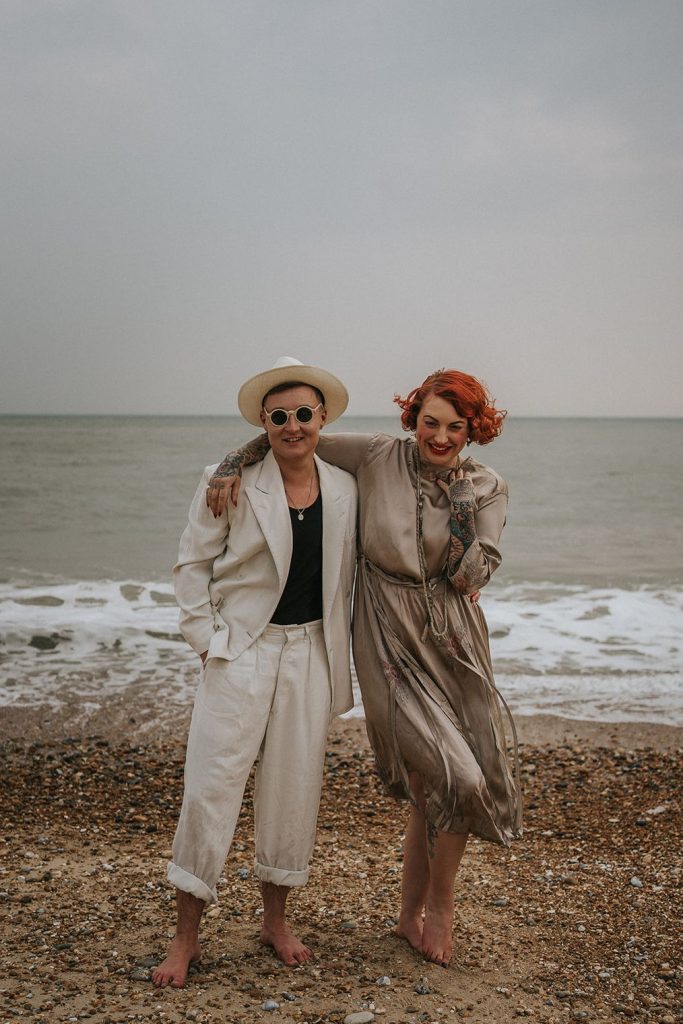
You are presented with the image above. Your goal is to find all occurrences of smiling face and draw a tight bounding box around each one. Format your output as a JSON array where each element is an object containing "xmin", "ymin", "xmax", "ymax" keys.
[
  {"xmin": 415, "ymin": 393, "xmax": 469, "ymax": 468},
  {"xmin": 260, "ymin": 384, "xmax": 327, "ymax": 467}
]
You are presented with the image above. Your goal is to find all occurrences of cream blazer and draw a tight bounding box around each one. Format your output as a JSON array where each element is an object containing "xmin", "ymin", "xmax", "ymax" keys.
[{"xmin": 174, "ymin": 451, "xmax": 358, "ymax": 716}]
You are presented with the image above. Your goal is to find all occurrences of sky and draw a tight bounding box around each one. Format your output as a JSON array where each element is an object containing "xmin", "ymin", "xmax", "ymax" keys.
[{"xmin": 2, "ymin": 1, "xmax": 682, "ymax": 418}]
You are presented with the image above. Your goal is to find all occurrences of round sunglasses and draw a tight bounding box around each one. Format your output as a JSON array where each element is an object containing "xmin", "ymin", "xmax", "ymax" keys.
[{"xmin": 262, "ymin": 402, "xmax": 324, "ymax": 427}]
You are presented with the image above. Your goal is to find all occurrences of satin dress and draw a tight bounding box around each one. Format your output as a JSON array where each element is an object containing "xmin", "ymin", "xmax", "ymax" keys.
[{"xmin": 317, "ymin": 432, "xmax": 522, "ymax": 845}]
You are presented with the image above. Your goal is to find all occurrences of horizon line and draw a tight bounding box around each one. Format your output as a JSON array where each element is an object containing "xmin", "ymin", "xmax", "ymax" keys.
[{"xmin": 1, "ymin": 412, "xmax": 682, "ymax": 421}]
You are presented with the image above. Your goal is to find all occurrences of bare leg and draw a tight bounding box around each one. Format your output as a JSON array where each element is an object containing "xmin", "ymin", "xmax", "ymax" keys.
[
  {"xmin": 259, "ymin": 882, "xmax": 312, "ymax": 966},
  {"xmin": 152, "ymin": 889, "xmax": 204, "ymax": 988},
  {"xmin": 395, "ymin": 773, "xmax": 429, "ymax": 953},
  {"xmin": 421, "ymin": 829, "xmax": 468, "ymax": 967}
]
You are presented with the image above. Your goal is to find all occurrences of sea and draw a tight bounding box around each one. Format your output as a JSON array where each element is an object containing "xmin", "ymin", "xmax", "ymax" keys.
[{"xmin": 1, "ymin": 415, "xmax": 682, "ymax": 725}]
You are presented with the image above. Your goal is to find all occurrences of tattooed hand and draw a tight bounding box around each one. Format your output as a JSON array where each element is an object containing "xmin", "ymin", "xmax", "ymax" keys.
[
  {"xmin": 205, "ymin": 433, "xmax": 271, "ymax": 517},
  {"xmin": 206, "ymin": 474, "xmax": 241, "ymax": 517}
]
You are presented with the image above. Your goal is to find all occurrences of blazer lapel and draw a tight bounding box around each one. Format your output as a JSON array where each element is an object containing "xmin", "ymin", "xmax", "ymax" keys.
[
  {"xmin": 244, "ymin": 451, "xmax": 292, "ymax": 591},
  {"xmin": 318, "ymin": 455, "xmax": 350, "ymax": 621}
]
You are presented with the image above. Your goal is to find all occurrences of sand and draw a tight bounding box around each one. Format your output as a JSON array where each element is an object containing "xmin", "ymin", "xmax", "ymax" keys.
[{"xmin": 1, "ymin": 699, "xmax": 681, "ymax": 1024}]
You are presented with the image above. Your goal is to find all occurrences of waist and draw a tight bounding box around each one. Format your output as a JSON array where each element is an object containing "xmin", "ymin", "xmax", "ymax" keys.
[
  {"xmin": 361, "ymin": 555, "xmax": 443, "ymax": 590},
  {"xmin": 263, "ymin": 618, "xmax": 324, "ymax": 639}
]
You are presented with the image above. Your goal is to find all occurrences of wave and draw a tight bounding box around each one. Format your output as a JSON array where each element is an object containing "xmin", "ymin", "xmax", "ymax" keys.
[{"xmin": 1, "ymin": 580, "xmax": 681, "ymax": 724}]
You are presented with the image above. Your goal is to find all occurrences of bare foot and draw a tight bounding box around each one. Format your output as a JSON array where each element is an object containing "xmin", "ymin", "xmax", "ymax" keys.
[
  {"xmin": 422, "ymin": 905, "xmax": 453, "ymax": 967},
  {"xmin": 260, "ymin": 921, "xmax": 312, "ymax": 966},
  {"xmin": 151, "ymin": 935, "xmax": 201, "ymax": 988},
  {"xmin": 394, "ymin": 912, "xmax": 424, "ymax": 955}
]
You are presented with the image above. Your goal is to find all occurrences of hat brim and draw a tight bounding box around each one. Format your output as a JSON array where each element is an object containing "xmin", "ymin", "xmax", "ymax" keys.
[{"xmin": 238, "ymin": 364, "xmax": 349, "ymax": 426}]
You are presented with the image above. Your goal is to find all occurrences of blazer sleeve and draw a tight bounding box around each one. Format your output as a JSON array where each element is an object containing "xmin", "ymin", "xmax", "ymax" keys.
[{"xmin": 173, "ymin": 465, "xmax": 229, "ymax": 655}]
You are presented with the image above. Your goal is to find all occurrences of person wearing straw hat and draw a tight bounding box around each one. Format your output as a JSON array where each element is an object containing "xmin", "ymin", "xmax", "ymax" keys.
[{"xmin": 153, "ymin": 358, "xmax": 357, "ymax": 986}]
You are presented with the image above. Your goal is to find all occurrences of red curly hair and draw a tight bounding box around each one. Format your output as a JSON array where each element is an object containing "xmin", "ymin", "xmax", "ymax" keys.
[{"xmin": 394, "ymin": 369, "xmax": 506, "ymax": 445}]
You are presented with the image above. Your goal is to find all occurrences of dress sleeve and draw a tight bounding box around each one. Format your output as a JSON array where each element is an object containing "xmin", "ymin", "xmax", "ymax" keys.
[
  {"xmin": 445, "ymin": 476, "xmax": 507, "ymax": 594},
  {"xmin": 314, "ymin": 432, "xmax": 378, "ymax": 476}
]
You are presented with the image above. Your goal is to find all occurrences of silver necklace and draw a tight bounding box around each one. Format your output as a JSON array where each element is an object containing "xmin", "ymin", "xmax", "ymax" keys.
[
  {"xmin": 284, "ymin": 472, "xmax": 315, "ymax": 521},
  {"xmin": 413, "ymin": 447, "xmax": 459, "ymax": 641}
]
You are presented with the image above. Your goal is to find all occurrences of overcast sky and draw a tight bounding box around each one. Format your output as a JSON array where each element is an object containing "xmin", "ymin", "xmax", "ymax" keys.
[{"xmin": 2, "ymin": 1, "xmax": 682, "ymax": 417}]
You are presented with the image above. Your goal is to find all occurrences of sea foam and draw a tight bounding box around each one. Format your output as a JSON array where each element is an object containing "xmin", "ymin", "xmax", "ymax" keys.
[{"xmin": 0, "ymin": 580, "xmax": 681, "ymax": 724}]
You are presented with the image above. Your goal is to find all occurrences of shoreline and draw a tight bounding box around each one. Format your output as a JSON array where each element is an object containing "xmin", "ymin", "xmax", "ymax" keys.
[{"xmin": 1, "ymin": 690, "xmax": 682, "ymax": 751}]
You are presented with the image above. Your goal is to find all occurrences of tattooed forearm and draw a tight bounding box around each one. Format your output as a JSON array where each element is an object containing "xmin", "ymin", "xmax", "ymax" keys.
[
  {"xmin": 213, "ymin": 433, "xmax": 270, "ymax": 478},
  {"xmin": 446, "ymin": 477, "xmax": 477, "ymax": 578}
]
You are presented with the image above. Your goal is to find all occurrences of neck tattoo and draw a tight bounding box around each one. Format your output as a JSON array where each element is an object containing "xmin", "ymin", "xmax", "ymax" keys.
[{"xmin": 284, "ymin": 472, "xmax": 315, "ymax": 521}]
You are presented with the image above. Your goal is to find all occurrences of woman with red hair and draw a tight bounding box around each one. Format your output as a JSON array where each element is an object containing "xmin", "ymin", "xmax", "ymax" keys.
[{"xmin": 206, "ymin": 367, "xmax": 521, "ymax": 966}]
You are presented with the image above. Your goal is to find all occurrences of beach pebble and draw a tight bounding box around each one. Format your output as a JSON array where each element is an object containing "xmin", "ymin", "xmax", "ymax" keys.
[
  {"xmin": 237, "ymin": 867, "xmax": 250, "ymax": 879},
  {"xmin": 262, "ymin": 998, "xmax": 280, "ymax": 1011},
  {"xmin": 375, "ymin": 976, "xmax": 391, "ymax": 986},
  {"xmin": 28, "ymin": 633, "xmax": 62, "ymax": 650},
  {"xmin": 341, "ymin": 919, "xmax": 358, "ymax": 930},
  {"xmin": 344, "ymin": 1013, "xmax": 375, "ymax": 1024},
  {"xmin": 630, "ymin": 877, "xmax": 643, "ymax": 888},
  {"xmin": 414, "ymin": 978, "xmax": 432, "ymax": 994},
  {"xmin": 129, "ymin": 967, "xmax": 150, "ymax": 981},
  {"xmin": 492, "ymin": 897, "xmax": 509, "ymax": 907},
  {"xmin": 281, "ymin": 991, "xmax": 296, "ymax": 1001}
]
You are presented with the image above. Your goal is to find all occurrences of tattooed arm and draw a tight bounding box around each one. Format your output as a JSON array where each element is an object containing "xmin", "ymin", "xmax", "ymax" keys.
[
  {"xmin": 214, "ymin": 433, "xmax": 270, "ymax": 477},
  {"xmin": 205, "ymin": 434, "xmax": 270, "ymax": 515},
  {"xmin": 440, "ymin": 469, "xmax": 507, "ymax": 595},
  {"xmin": 206, "ymin": 430, "xmax": 378, "ymax": 516}
]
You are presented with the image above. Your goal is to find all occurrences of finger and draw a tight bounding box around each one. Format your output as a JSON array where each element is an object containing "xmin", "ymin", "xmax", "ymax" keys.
[
  {"xmin": 214, "ymin": 483, "xmax": 227, "ymax": 517},
  {"xmin": 436, "ymin": 478, "xmax": 449, "ymax": 494},
  {"xmin": 211, "ymin": 483, "xmax": 224, "ymax": 518},
  {"xmin": 213, "ymin": 478, "xmax": 231, "ymax": 517},
  {"xmin": 469, "ymin": 590, "xmax": 480, "ymax": 603},
  {"xmin": 230, "ymin": 477, "xmax": 242, "ymax": 508}
]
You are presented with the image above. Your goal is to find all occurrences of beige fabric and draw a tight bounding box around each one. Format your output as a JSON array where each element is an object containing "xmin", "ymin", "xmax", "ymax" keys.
[
  {"xmin": 168, "ymin": 621, "xmax": 332, "ymax": 905},
  {"xmin": 174, "ymin": 451, "xmax": 357, "ymax": 716},
  {"xmin": 317, "ymin": 432, "xmax": 522, "ymax": 846}
]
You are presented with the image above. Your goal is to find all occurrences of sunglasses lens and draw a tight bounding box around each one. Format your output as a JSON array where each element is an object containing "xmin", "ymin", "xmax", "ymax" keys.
[
  {"xmin": 269, "ymin": 409, "xmax": 288, "ymax": 426},
  {"xmin": 296, "ymin": 406, "xmax": 314, "ymax": 423}
]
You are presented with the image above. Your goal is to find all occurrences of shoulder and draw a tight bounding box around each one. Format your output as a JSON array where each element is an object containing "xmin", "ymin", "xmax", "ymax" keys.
[
  {"xmin": 463, "ymin": 456, "xmax": 508, "ymax": 502},
  {"xmin": 365, "ymin": 432, "xmax": 408, "ymax": 464}
]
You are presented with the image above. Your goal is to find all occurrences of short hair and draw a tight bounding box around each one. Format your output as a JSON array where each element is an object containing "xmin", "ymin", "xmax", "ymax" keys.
[
  {"xmin": 262, "ymin": 380, "xmax": 325, "ymax": 407},
  {"xmin": 394, "ymin": 369, "xmax": 506, "ymax": 444}
]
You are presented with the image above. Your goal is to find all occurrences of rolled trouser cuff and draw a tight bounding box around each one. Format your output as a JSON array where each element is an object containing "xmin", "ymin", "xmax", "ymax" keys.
[
  {"xmin": 167, "ymin": 861, "xmax": 217, "ymax": 906},
  {"xmin": 253, "ymin": 860, "xmax": 309, "ymax": 887}
]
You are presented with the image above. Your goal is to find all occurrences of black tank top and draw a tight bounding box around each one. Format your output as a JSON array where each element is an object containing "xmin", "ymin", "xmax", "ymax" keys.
[{"xmin": 270, "ymin": 492, "xmax": 323, "ymax": 625}]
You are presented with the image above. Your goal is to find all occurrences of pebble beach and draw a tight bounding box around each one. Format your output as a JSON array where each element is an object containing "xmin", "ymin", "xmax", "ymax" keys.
[{"xmin": 1, "ymin": 703, "xmax": 680, "ymax": 1024}]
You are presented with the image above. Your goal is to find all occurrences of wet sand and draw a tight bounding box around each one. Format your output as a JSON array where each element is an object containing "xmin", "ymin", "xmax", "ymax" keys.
[{"xmin": 1, "ymin": 701, "xmax": 680, "ymax": 1024}]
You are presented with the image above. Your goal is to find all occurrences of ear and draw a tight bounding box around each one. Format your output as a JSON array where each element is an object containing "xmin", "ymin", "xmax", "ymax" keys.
[
  {"xmin": 259, "ymin": 409, "xmax": 266, "ymax": 426},
  {"xmin": 320, "ymin": 407, "xmax": 328, "ymax": 426}
]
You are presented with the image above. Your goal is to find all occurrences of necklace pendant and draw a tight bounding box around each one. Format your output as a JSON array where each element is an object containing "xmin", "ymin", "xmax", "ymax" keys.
[{"xmin": 297, "ymin": 511, "xmax": 304, "ymax": 521}]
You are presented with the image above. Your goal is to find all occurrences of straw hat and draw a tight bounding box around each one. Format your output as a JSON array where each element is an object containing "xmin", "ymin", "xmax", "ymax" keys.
[{"xmin": 238, "ymin": 356, "xmax": 349, "ymax": 426}]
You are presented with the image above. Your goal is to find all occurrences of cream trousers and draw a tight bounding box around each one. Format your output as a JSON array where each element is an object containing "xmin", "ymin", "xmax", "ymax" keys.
[{"xmin": 167, "ymin": 620, "xmax": 331, "ymax": 905}]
